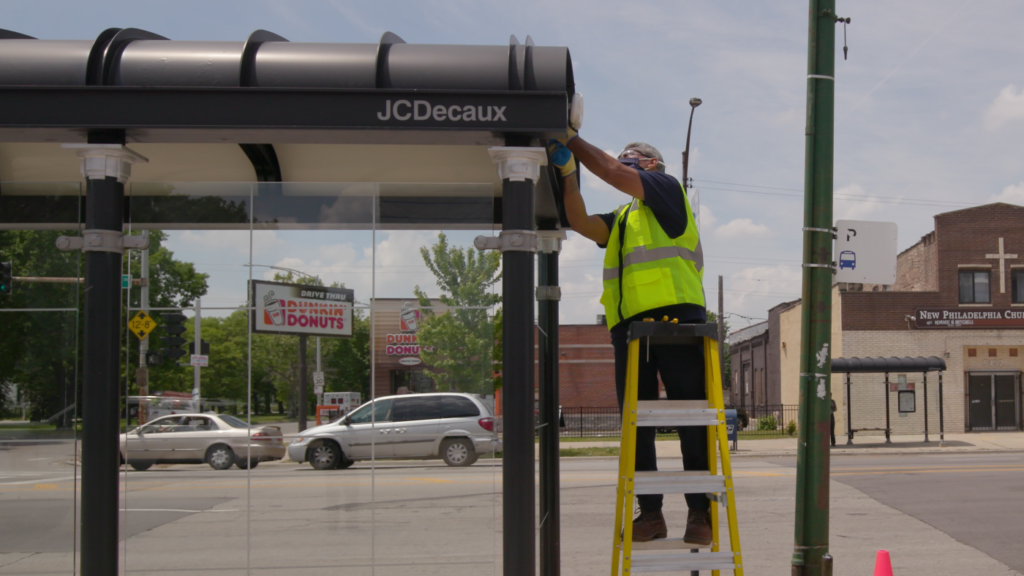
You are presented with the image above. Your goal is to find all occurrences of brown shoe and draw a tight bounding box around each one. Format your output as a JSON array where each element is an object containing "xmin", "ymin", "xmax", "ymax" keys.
[
  {"xmin": 682, "ymin": 509, "xmax": 712, "ymax": 546},
  {"xmin": 631, "ymin": 510, "xmax": 667, "ymax": 542}
]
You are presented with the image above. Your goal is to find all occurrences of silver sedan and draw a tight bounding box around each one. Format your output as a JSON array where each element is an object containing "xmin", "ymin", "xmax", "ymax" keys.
[{"xmin": 120, "ymin": 413, "xmax": 285, "ymax": 471}]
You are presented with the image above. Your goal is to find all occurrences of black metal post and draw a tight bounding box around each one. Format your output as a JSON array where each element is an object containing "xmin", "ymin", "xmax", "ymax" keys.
[
  {"xmin": 884, "ymin": 373, "xmax": 891, "ymax": 443},
  {"xmin": 538, "ymin": 246, "xmax": 561, "ymax": 576},
  {"xmin": 298, "ymin": 334, "xmax": 308, "ymax": 432},
  {"xmin": 80, "ymin": 175, "xmax": 124, "ymax": 576},
  {"xmin": 501, "ymin": 168, "xmax": 537, "ymax": 576},
  {"xmin": 938, "ymin": 371, "xmax": 945, "ymax": 445},
  {"xmin": 923, "ymin": 372, "xmax": 929, "ymax": 443},
  {"xmin": 845, "ymin": 373, "xmax": 852, "ymax": 445}
]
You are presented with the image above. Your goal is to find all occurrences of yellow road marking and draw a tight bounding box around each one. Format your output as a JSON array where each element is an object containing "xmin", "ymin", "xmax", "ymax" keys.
[{"xmin": 33, "ymin": 483, "xmax": 58, "ymax": 490}]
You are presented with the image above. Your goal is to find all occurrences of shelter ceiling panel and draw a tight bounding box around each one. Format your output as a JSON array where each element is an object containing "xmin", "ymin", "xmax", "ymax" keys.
[
  {"xmin": 274, "ymin": 144, "xmax": 501, "ymax": 194},
  {"xmin": 129, "ymin": 144, "xmax": 257, "ymax": 183},
  {"xmin": 0, "ymin": 143, "xmax": 258, "ymax": 183},
  {"xmin": 0, "ymin": 143, "xmax": 82, "ymax": 182}
]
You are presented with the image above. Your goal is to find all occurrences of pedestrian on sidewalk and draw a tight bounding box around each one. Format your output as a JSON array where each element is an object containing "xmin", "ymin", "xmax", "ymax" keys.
[
  {"xmin": 830, "ymin": 397, "xmax": 837, "ymax": 447},
  {"xmin": 548, "ymin": 129, "xmax": 711, "ymax": 545}
]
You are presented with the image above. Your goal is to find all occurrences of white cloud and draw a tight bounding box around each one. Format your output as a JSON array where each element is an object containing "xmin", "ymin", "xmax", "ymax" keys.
[
  {"xmin": 174, "ymin": 230, "xmax": 286, "ymax": 256},
  {"xmin": 723, "ymin": 265, "xmax": 802, "ymax": 328},
  {"xmin": 558, "ymin": 232, "xmax": 606, "ymax": 325},
  {"xmin": 714, "ymin": 218, "xmax": 771, "ymax": 240},
  {"xmin": 693, "ymin": 200, "xmax": 718, "ymax": 233},
  {"xmin": 984, "ymin": 85, "xmax": 1024, "ymax": 131},
  {"xmin": 833, "ymin": 183, "xmax": 884, "ymax": 221},
  {"xmin": 989, "ymin": 182, "xmax": 1024, "ymax": 206}
]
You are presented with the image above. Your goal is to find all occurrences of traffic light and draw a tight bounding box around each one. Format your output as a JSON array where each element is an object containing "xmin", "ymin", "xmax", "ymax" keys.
[
  {"xmin": 0, "ymin": 261, "xmax": 11, "ymax": 296},
  {"xmin": 159, "ymin": 312, "xmax": 188, "ymax": 363},
  {"xmin": 188, "ymin": 340, "xmax": 210, "ymax": 355}
]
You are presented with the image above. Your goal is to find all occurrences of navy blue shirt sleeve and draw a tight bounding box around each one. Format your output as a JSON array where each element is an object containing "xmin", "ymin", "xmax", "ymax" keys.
[
  {"xmin": 637, "ymin": 171, "xmax": 687, "ymax": 239},
  {"xmin": 595, "ymin": 212, "xmax": 617, "ymax": 248}
]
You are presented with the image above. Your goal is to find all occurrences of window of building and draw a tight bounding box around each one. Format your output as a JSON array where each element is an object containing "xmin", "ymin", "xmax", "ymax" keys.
[
  {"xmin": 968, "ymin": 348, "xmax": 977, "ymax": 357},
  {"xmin": 1011, "ymin": 349, "xmax": 1019, "ymax": 358},
  {"xmin": 1013, "ymin": 270, "xmax": 1024, "ymax": 304},
  {"xmin": 959, "ymin": 270, "xmax": 991, "ymax": 304},
  {"xmin": 989, "ymin": 348, "xmax": 998, "ymax": 357}
]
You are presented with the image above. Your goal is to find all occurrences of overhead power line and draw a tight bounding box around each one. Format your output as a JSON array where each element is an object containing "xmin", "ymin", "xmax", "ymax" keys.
[{"xmin": 692, "ymin": 179, "xmax": 979, "ymax": 209}]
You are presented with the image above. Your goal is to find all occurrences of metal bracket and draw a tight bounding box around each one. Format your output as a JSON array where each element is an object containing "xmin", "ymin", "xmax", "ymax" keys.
[
  {"xmin": 473, "ymin": 230, "xmax": 538, "ymax": 253},
  {"xmin": 488, "ymin": 147, "xmax": 547, "ymax": 182},
  {"xmin": 803, "ymin": 226, "xmax": 837, "ymax": 236},
  {"xmin": 802, "ymin": 262, "xmax": 835, "ymax": 270},
  {"xmin": 537, "ymin": 230, "xmax": 567, "ymax": 254},
  {"xmin": 61, "ymin": 144, "xmax": 149, "ymax": 184},
  {"xmin": 536, "ymin": 286, "xmax": 561, "ymax": 301},
  {"xmin": 55, "ymin": 230, "xmax": 151, "ymax": 255}
]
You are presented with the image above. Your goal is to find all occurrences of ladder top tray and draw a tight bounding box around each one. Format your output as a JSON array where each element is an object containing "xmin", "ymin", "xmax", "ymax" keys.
[{"xmin": 626, "ymin": 321, "xmax": 718, "ymax": 344}]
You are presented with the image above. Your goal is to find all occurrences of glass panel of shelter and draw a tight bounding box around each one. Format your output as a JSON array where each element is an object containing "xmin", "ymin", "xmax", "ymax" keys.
[
  {"xmin": 369, "ymin": 183, "xmax": 499, "ymax": 576},
  {"xmin": 0, "ymin": 182, "xmax": 83, "ymax": 574},
  {"xmin": 123, "ymin": 181, "xmax": 255, "ymax": 573}
]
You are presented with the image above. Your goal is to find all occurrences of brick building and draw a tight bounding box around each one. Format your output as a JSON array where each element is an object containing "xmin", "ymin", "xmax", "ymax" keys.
[
  {"xmin": 370, "ymin": 299, "xmax": 616, "ymax": 408},
  {"xmin": 728, "ymin": 321, "xmax": 771, "ymax": 407},
  {"xmin": 768, "ymin": 203, "xmax": 1024, "ymax": 437},
  {"xmin": 541, "ymin": 324, "xmax": 617, "ymax": 408}
]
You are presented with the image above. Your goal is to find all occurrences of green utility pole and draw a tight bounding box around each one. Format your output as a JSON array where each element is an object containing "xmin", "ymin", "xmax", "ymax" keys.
[{"xmin": 793, "ymin": 1, "xmax": 845, "ymax": 575}]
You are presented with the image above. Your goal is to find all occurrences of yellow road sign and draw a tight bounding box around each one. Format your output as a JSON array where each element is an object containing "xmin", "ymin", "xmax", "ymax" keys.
[{"xmin": 128, "ymin": 311, "xmax": 157, "ymax": 340}]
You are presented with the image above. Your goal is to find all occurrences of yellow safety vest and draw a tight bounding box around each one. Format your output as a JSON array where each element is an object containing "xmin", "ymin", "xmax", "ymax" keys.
[{"xmin": 600, "ymin": 184, "xmax": 705, "ymax": 330}]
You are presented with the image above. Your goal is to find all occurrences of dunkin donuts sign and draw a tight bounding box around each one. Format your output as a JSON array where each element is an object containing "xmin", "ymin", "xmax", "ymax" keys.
[{"xmin": 251, "ymin": 280, "xmax": 355, "ymax": 338}]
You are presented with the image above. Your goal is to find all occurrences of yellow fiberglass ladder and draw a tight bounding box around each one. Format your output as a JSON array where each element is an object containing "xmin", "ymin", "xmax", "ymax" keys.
[{"xmin": 611, "ymin": 320, "xmax": 743, "ymax": 575}]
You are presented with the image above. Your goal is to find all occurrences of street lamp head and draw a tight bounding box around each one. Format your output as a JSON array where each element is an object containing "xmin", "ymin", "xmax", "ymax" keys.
[{"xmin": 689, "ymin": 97, "xmax": 702, "ymax": 108}]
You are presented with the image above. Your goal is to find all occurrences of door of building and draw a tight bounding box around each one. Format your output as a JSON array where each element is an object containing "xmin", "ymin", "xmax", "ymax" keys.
[{"xmin": 967, "ymin": 372, "xmax": 1021, "ymax": 431}]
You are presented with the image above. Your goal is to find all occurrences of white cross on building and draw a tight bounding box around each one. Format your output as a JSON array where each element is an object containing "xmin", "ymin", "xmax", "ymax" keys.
[{"xmin": 986, "ymin": 237, "xmax": 1018, "ymax": 294}]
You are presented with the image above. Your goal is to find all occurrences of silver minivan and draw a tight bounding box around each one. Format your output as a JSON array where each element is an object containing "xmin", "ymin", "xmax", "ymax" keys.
[{"xmin": 288, "ymin": 392, "xmax": 500, "ymax": 469}]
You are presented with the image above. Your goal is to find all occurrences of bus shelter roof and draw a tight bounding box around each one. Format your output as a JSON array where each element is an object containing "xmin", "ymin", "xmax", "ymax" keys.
[
  {"xmin": 831, "ymin": 356, "xmax": 947, "ymax": 374},
  {"xmin": 0, "ymin": 28, "xmax": 576, "ymax": 230}
]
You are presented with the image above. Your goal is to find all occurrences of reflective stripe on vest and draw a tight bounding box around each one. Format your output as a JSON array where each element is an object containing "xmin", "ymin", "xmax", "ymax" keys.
[
  {"xmin": 600, "ymin": 183, "xmax": 705, "ymax": 329},
  {"xmin": 602, "ymin": 243, "xmax": 704, "ymax": 281}
]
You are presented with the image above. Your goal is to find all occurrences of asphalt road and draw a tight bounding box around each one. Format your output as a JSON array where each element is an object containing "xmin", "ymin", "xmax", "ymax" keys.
[
  {"xmin": 1, "ymin": 441, "xmax": 1022, "ymax": 575},
  {"xmin": 770, "ymin": 452, "xmax": 1024, "ymax": 574}
]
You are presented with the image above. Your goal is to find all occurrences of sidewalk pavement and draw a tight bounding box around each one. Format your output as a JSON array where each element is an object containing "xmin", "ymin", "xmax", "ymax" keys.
[{"xmin": 551, "ymin": 431, "xmax": 1024, "ymax": 458}]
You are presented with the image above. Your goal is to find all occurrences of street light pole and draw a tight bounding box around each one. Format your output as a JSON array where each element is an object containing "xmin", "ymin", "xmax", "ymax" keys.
[
  {"xmin": 793, "ymin": 1, "xmax": 843, "ymax": 575},
  {"xmin": 682, "ymin": 97, "xmax": 702, "ymax": 187}
]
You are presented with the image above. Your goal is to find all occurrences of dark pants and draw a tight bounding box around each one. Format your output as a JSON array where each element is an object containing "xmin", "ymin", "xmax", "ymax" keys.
[
  {"xmin": 830, "ymin": 414, "xmax": 836, "ymax": 446},
  {"xmin": 612, "ymin": 330, "xmax": 710, "ymax": 513}
]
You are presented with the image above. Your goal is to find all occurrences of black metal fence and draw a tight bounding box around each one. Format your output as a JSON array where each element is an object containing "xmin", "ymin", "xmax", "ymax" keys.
[
  {"xmin": 737, "ymin": 404, "xmax": 801, "ymax": 437},
  {"xmin": 556, "ymin": 405, "xmax": 801, "ymax": 438},
  {"xmin": 558, "ymin": 407, "xmax": 622, "ymax": 438}
]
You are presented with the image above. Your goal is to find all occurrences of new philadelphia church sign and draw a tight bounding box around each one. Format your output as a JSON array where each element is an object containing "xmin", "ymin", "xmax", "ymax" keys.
[{"xmin": 914, "ymin": 308, "xmax": 1024, "ymax": 329}]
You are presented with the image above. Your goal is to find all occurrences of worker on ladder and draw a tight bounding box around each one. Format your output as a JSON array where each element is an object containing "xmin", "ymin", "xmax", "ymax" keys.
[{"xmin": 549, "ymin": 128, "xmax": 711, "ymax": 545}]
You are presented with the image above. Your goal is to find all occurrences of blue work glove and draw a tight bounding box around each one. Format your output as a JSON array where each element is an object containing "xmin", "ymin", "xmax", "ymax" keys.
[{"xmin": 547, "ymin": 140, "xmax": 577, "ymax": 178}]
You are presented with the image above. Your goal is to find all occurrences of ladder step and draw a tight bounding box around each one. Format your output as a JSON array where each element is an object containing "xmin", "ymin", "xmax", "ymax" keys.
[
  {"xmin": 630, "ymin": 551, "xmax": 736, "ymax": 573},
  {"xmin": 634, "ymin": 471, "xmax": 725, "ymax": 495},
  {"xmin": 631, "ymin": 538, "xmax": 710, "ymax": 551},
  {"xmin": 636, "ymin": 400, "xmax": 720, "ymax": 427}
]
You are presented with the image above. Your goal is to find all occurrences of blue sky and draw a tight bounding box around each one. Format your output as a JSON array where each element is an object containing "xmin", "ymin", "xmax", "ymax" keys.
[{"xmin": 9, "ymin": 1, "xmax": 1024, "ymax": 327}]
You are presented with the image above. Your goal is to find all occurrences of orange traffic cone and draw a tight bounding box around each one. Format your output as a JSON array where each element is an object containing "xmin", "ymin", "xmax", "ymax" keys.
[{"xmin": 873, "ymin": 550, "xmax": 893, "ymax": 576}]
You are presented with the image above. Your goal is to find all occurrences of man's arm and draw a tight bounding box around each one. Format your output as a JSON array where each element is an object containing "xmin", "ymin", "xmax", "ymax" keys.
[
  {"xmin": 562, "ymin": 173, "xmax": 611, "ymax": 245},
  {"xmin": 567, "ymin": 136, "xmax": 645, "ymax": 201}
]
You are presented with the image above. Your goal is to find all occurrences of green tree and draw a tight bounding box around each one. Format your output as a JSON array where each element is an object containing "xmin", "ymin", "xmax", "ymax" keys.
[
  {"xmin": 0, "ymin": 229, "xmax": 208, "ymax": 421},
  {"xmin": 125, "ymin": 230, "xmax": 209, "ymax": 397},
  {"xmin": 413, "ymin": 233, "xmax": 501, "ymax": 394},
  {"xmin": 0, "ymin": 229, "xmax": 81, "ymax": 420}
]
